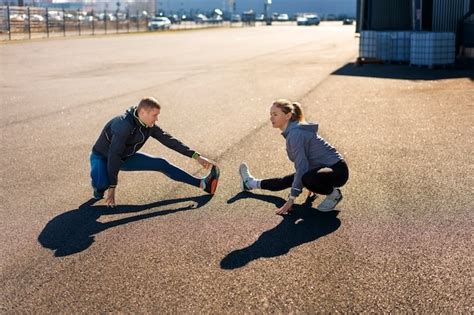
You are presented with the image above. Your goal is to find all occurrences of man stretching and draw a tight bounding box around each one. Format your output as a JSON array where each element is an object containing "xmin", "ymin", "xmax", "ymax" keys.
[{"xmin": 90, "ymin": 97, "xmax": 219, "ymax": 207}]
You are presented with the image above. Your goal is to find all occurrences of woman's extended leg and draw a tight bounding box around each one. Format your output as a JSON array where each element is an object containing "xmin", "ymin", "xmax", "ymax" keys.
[
  {"xmin": 239, "ymin": 162, "xmax": 294, "ymax": 191},
  {"xmin": 260, "ymin": 174, "xmax": 294, "ymax": 191}
]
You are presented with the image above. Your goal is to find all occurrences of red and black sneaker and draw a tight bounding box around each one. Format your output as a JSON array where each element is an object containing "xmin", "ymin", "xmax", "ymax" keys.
[{"xmin": 203, "ymin": 165, "xmax": 220, "ymax": 194}]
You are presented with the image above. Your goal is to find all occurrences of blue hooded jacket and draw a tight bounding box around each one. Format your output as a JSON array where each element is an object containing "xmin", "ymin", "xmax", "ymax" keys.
[
  {"xmin": 92, "ymin": 107, "xmax": 197, "ymax": 187},
  {"xmin": 282, "ymin": 121, "xmax": 343, "ymax": 198}
]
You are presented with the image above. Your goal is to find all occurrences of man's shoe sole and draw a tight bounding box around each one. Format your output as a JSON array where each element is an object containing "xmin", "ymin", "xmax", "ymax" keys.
[
  {"xmin": 208, "ymin": 178, "xmax": 218, "ymax": 194},
  {"xmin": 206, "ymin": 166, "xmax": 220, "ymax": 194}
]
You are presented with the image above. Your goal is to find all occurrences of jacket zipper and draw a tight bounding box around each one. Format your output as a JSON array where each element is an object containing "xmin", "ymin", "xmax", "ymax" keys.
[{"xmin": 127, "ymin": 127, "xmax": 145, "ymax": 157}]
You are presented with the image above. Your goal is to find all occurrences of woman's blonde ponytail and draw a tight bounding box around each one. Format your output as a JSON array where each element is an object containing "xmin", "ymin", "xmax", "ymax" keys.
[
  {"xmin": 272, "ymin": 99, "xmax": 306, "ymax": 122},
  {"xmin": 291, "ymin": 102, "xmax": 305, "ymax": 122}
]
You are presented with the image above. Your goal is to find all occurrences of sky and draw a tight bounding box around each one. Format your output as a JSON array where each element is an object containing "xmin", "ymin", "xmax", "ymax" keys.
[{"xmin": 159, "ymin": 0, "xmax": 356, "ymax": 16}]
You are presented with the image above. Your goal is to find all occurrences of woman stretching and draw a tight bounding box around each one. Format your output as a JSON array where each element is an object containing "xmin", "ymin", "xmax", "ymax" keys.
[{"xmin": 239, "ymin": 99, "xmax": 349, "ymax": 215}]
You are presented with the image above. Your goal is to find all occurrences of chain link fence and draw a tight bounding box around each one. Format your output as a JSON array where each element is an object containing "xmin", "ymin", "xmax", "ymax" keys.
[{"xmin": 0, "ymin": 6, "xmax": 250, "ymax": 41}]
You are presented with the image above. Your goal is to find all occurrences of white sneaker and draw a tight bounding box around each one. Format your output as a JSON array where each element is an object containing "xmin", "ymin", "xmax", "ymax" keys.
[
  {"xmin": 239, "ymin": 162, "xmax": 253, "ymax": 191},
  {"xmin": 317, "ymin": 189, "xmax": 343, "ymax": 212}
]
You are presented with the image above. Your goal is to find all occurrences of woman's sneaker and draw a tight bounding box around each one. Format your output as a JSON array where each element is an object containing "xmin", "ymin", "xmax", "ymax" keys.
[
  {"xmin": 239, "ymin": 162, "xmax": 253, "ymax": 191},
  {"xmin": 203, "ymin": 165, "xmax": 220, "ymax": 194},
  {"xmin": 316, "ymin": 189, "xmax": 343, "ymax": 212}
]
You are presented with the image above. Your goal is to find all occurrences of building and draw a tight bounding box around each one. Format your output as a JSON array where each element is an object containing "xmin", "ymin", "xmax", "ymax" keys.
[
  {"xmin": 357, "ymin": 0, "xmax": 472, "ymax": 33},
  {"xmin": 356, "ymin": 0, "xmax": 474, "ymax": 66}
]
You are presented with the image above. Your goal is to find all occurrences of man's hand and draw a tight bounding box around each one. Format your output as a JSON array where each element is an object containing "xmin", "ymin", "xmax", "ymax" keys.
[
  {"xmin": 276, "ymin": 198, "xmax": 294, "ymax": 215},
  {"xmin": 106, "ymin": 188, "xmax": 116, "ymax": 208},
  {"xmin": 196, "ymin": 156, "xmax": 214, "ymax": 169}
]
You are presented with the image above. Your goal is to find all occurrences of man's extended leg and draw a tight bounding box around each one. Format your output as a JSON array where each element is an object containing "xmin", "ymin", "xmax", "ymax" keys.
[{"xmin": 121, "ymin": 152, "xmax": 202, "ymax": 187}]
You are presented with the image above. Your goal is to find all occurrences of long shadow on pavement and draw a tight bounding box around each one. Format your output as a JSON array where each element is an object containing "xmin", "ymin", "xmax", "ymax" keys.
[
  {"xmin": 38, "ymin": 195, "xmax": 211, "ymax": 257},
  {"xmin": 221, "ymin": 192, "xmax": 340, "ymax": 270},
  {"xmin": 332, "ymin": 63, "xmax": 474, "ymax": 80}
]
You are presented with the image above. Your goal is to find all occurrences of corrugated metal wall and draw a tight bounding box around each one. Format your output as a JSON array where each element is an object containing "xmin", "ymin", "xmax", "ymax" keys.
[
  {"xmin": 432, "ymin": 0, "xmax": 471, "ymax": 32},
  {"xmin": 368, "ymin": 0, "xmax": 412, "ymax": 31},
  {"xmin": 368, "ymin": 0, "xmax": 412, "ymax": 30},
  {"xmin": 357, "ymin": 0, "xmax": 473, "ymax": 32},
  {"xmin": 462, "ymin": 12, "xmax": 474, "ymax": 47},
  {"xmin": 356, "ymin": 0, "xmax": 361, "ymax": 32}
]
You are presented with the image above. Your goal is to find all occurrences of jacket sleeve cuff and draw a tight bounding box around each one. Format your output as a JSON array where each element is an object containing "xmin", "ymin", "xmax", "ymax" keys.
[{"xmin": 290, "ymin": 188, "xmax": 302, "ymax": 198}]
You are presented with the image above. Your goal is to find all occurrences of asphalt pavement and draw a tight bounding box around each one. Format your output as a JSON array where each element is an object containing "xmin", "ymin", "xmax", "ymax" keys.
[{"xmin": 1, "ymin": 23, "xmax": 473, "ymax": 312}]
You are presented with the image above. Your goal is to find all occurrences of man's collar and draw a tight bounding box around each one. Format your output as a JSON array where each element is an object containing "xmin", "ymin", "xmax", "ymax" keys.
[{"xmin": 133, "ymin": 108, "xmax": 147, "ymax": 127}]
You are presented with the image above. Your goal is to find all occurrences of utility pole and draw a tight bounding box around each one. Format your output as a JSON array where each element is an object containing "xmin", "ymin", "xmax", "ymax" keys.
[
  {"xmin": 228, "ymin": 0, "xmax": 235, "ymax": 14},
  {"xmin": 264, "ymin": 0, "xmax": 271, "ymax": 25}
]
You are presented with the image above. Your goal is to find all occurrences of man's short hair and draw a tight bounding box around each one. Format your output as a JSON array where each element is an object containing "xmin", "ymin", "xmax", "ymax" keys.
[{"xmin": 137, "ymin": 97, "xmax": 161, "ymax": 111}]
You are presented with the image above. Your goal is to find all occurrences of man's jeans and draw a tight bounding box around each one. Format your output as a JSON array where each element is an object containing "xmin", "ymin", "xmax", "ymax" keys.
[{"xmin": 90, "ymin": 151, "xmax": 201, "ymax": 192}]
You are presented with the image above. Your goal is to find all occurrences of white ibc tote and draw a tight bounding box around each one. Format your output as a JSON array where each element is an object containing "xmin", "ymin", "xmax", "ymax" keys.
[
  {"xmin": 410, "ymin": 32, "xmax": 455, "ymax": 67},
  {"xmin": 392, "ymin": 31, "xmax": 411, "ymax": 62},
  {"xmin": 359, "ymin": 31, "xmax": 377, "ymax": 58}
]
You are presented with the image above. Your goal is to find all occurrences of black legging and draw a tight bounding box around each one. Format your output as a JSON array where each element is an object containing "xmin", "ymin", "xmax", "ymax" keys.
[{"xmin": 260, "ymin": 160, "xmax": 349, "ymax": 195}]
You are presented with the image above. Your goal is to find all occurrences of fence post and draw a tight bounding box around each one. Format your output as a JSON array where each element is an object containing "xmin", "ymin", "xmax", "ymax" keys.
[
  {"xmin": 77, "ymin": 9, "xmax": 80, "ymax": 35},
  {"xmin": 45, "ymin": 7, "xmax": 49, "ymax": 38},
  {"xmin": 27, "ymin": 6, "xmax": 31, "ymax": 39},
  {"xmin": 104, "ymin": 9, "xmax": 107, "ymax": 33},
  {"xmin": 127, "ymin": 8, "xmax": 129, "ymax": 33},
  {"xmin": 7, "ymin": 5, "xmax": 11, "ymax": 40},
  {"xmin": 91, "ymin": 9, "xmax": 95, "ymax": 35},
  {"xmin": 62, "ymin": 8, "xmax": 66, "ymax": 36}
]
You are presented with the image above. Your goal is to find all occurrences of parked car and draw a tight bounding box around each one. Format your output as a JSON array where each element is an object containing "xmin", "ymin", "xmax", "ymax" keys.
[
  {"xmin": 9, "ymin": 14, "xmax": 27, "ymax": 21},
  {"xmin": 28, "ymin": 14, "xmax": 45, "ymax": 22},
  {"xmin": 148, "ymin": 17, "xmax": 171, "ymax": 30},
  {"xmin": 83, "ymin": 15, "xmax": 96, "ymax": 22},
  {"xmin": 167, "ymin": 14, "xmax": 181, "ymax": 24},
  {"xmin": 194, "ymin": 14, "xmax": 208, "ymax": 23},
  {"xmin": 231, "ymin": 14, "xmax": 241, "ymax": 22},
  {"xmin": 276, "ymin": 13, "xmax": 289, "ymax": 21},
  {"xmin": 63, "ymin": 13, "xmax": 76, "ymax": 21},
  {"xmin": 296, "ymin": 16, "xmax": 307, "ymax": 25},
  {"xmin": 297, "ymin": 15, "xmax": 320, "ymax": 26},
  {"xmin": 255, "ymin": 14, "xmax": 265, "ymax": 21},
  {"xmin": 98, "ymin": 13, "xmax": 117, "ymax": 21},
  {"xmin": 343, "ymin": 18, "xmax": 354, "ymax": 25},
  {"xmin": 208, "ymin": 15, "xmax": 223, "ymax": 24}
]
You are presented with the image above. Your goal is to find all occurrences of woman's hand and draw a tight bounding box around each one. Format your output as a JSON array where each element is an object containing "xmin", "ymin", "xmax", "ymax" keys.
[{"xmin": 276, "ymin": 198, "xmax": 294, "ymax": 215}]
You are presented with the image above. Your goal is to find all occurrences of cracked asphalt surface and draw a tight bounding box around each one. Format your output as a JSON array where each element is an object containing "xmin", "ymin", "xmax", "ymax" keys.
[{"xmin": 1, "ymin": 23, "xmax": 473, "ymax": 312}]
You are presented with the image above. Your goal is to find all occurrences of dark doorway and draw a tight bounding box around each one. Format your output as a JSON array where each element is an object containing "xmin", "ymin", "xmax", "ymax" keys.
[{"xmin": 422, "ymin": 0, "xmax": 433, "ymax": 31}]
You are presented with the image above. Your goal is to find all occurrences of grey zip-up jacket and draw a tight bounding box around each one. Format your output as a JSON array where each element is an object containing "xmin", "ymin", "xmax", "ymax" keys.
[
  {"xmin": 283, "ymin": 121, "xmax": 343, "ymax": 198},
  {"xmin": 92, "ymin": 106, "xmax": 197, "ymax": 187}
]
